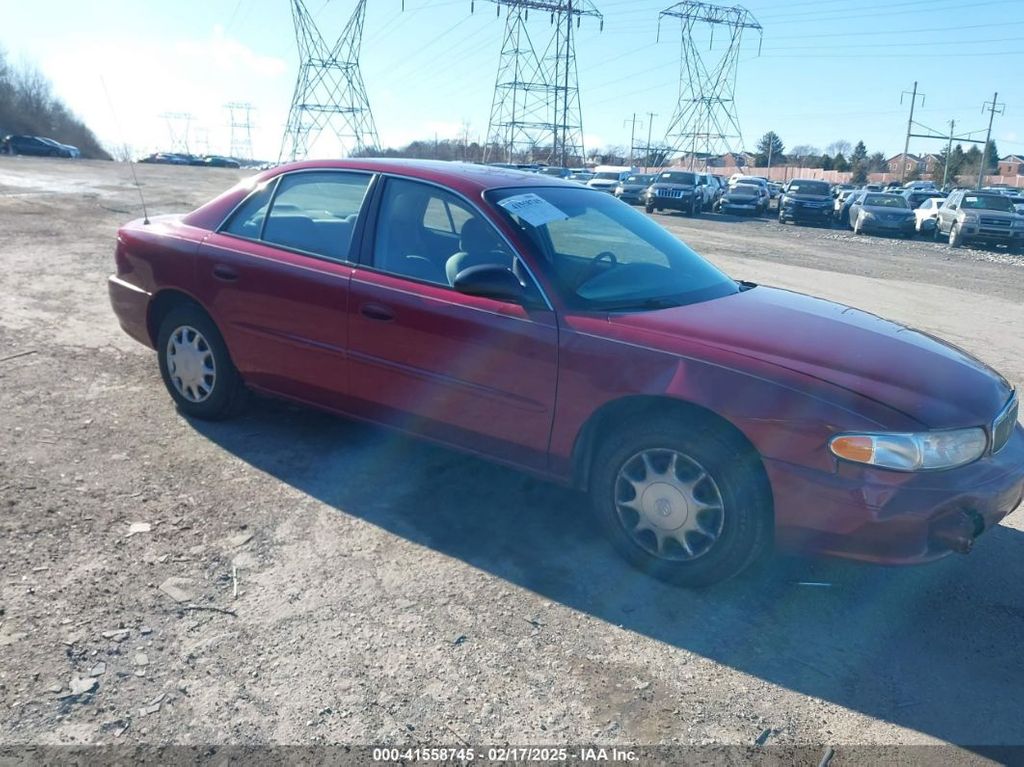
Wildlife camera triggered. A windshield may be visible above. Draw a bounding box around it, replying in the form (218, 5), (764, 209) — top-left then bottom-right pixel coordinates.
(962, 194), (1015, 212)
(659, 172), (696, 185)
(540, 167), (567, 176)
(730, 184), (759, 195)
(487, 187), (739, 311)
(787, 181), (830, 196)
(863, 194), (908, 208)
(625, 175), (651, 184)
(594, 172), (622, 180)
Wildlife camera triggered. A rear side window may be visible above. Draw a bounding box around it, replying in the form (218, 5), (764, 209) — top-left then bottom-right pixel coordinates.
(260, 171), (372, 261)
(221, 182), (276, 239)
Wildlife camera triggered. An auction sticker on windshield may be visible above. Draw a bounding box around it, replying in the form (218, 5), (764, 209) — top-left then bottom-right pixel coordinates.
(497, 193), (569, 227)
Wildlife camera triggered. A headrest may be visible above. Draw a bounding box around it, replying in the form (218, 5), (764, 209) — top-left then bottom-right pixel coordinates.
(459, 218), (501, 254)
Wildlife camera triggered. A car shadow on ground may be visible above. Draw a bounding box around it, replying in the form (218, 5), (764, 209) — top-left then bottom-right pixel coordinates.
(194, 399), (1024, 748)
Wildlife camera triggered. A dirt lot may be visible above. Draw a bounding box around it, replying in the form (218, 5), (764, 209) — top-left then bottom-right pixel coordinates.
(1, 157), (1023, 754)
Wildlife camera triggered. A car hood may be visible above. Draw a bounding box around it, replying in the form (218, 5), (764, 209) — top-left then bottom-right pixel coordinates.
(785, 194), (831, 202)
(608, 286), (1012, 428)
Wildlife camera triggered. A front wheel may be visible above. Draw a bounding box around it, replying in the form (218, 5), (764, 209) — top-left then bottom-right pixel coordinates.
(157, 304), (246, 420)
(853, 214), (864, 235)
(589, 415), (773, 587)
(645, 203), (654, 214)
(949, 222), (962, 247)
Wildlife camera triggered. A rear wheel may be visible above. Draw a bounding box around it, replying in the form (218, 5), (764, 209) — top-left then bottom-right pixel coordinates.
(589, 414), (773, 587)
(157, 304), (245, 420)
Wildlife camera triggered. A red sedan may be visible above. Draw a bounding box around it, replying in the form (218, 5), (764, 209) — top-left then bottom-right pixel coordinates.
(108, 159), (1024, 586)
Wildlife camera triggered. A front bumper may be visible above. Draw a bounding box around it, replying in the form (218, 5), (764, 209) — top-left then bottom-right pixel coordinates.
(781, 203), (832, 222)
(861, 216), (916, 234)
(768, 424), (1024, 564)
(648, 192), (696, 210)
(960, 226), (1024, 245)
(108, 274), (154, 348)
(720, 201), (760, 214)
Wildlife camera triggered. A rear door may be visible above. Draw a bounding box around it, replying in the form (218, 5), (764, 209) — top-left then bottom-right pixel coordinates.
(195, 170), (374, 410)
(346, 176), (559, 471)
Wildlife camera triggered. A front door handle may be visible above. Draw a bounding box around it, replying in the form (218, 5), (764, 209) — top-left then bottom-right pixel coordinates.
(360, 303), (394, 322)
(213, 264), (239, 282)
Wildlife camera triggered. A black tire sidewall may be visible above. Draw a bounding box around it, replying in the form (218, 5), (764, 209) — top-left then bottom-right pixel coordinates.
(156, 305), (241, 420)
(589, 418), (772, 587)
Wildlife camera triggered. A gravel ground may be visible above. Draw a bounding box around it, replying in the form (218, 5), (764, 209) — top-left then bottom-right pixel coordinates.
(1, 157), (1022, 756)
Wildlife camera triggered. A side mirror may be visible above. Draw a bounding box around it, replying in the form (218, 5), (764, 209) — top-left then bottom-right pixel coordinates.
(453, 265), (526, 303)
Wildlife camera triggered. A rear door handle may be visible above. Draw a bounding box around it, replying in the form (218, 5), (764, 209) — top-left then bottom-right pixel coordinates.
(213, 265), (239, 282)
(360, 303), (394, 322)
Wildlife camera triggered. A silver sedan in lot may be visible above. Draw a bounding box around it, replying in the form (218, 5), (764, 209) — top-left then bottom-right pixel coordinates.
(848, 193), (916, 238)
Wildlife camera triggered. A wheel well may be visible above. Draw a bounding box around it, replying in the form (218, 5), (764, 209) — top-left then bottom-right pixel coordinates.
(571, 396), (767, 494)
(146, 290), (205, 346)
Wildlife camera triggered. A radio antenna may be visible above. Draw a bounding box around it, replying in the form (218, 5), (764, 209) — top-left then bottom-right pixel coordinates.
(100, 76), (150, 225)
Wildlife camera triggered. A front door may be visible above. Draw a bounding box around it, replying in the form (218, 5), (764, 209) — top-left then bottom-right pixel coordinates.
(346, 176), (559, 471)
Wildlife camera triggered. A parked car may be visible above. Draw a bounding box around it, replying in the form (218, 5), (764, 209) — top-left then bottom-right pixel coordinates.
(138, 152), (191, 165)
(902, 189), (947, 211)
(1009, 195), (1024, 216)
(696, 173), (721, 210)
(643, 170), (702, 215)
(838, 190), (867, 226)
(587, 165), (637, 193)
(863, 183), (884, 192)
(568, 170), (595, 184)
(539, 167), (572, 179)
(715, 182), (768, 216)
(614, 173), (654, 205)
(778, 179), (833, 226)
(904, 180), (937, 191)
(766, 182), (783, 200)
(848, 193), (916, 237)
(831, 183), (857, 198)
(2, 134), (73, 157)
(833, 188), (861, 220)
(107, 159), (1024, 586)
(203, 155), (241, 169)
(913, 197), (945, 235)
(38, 137), (80, 158)
(935, 190), (1024, 250)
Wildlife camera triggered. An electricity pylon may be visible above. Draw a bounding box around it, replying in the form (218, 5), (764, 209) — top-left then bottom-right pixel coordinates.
(226, 102), (256, 162)
(659, 1), (762, 169)
(477, 0), (603, 166)
(280, 0), (381, 161)
(161, 112), (194, 155)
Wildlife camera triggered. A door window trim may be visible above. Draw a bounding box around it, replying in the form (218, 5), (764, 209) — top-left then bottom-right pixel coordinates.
(356, 174), (554, 311)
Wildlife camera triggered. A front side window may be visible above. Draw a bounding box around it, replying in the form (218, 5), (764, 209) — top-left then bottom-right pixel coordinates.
(488, 186), (738, 311)
(260, 171), (372, 261)
(373, 178), (521, 290)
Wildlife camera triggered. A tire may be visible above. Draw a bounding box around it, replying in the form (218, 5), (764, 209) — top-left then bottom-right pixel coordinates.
(690, 198), (699, 217)
(949, 222), (962, 248)
(853, 214), (863, 235)
(156, 304), (246, 420)
(778, 210), (786, 224)
(589, 413), (773, 587)
(645, 204), (654, 214)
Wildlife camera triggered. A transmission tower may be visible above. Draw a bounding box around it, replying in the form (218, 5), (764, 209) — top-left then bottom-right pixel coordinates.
(659, 1), (762, 169)
(162, 112), (194, 154)
(280, 0), (382, 162)
(477, 1), (603, 167)
(226, 102), (256, 161)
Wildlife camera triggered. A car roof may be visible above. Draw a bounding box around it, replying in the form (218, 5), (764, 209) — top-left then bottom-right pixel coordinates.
(262, 158), (572, 196)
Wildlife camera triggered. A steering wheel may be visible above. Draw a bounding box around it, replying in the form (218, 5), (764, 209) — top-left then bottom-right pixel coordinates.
(577, 251), (618, 288)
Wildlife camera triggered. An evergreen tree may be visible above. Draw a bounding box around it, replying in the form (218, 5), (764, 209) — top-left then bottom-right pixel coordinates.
(833, 153), (850, 172)
(851, 140), (868, 163)
(820, 153), (833, 171)
(755, 131), (785, 166)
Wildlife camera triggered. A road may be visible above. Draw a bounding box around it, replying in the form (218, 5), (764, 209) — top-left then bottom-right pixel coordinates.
(1, 157), (1022, 757)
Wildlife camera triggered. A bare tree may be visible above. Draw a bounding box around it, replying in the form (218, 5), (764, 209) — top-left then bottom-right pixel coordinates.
(826, 140), (851, 158)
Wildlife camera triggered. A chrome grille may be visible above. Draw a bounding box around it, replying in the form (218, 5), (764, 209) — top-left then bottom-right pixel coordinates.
(992, 394), (1018, 454)
(980, 217), (1010, 227)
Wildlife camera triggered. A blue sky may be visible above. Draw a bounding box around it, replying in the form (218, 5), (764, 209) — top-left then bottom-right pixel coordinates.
(4, 0), (1023, 161)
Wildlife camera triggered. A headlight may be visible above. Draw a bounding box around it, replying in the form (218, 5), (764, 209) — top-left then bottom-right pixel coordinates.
(861, 210), (876, 219)
(1011, 219), (1024, 228)
(829, 428), (987, 471)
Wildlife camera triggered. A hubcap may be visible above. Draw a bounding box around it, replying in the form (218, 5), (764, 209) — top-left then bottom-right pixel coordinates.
(614, 449), (725, 561)
(166, 325), (216, 403)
